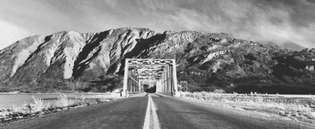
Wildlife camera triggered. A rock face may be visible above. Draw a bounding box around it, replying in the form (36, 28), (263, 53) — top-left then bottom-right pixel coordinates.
(0, 27), (314, 93)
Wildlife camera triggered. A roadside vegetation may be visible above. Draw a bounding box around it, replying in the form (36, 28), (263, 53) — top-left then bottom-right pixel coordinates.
(0, 93), (120, 122)
(179, 91), (315, 124)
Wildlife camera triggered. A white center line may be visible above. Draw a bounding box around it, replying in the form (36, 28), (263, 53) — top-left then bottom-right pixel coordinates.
(143, 94), (161, 129)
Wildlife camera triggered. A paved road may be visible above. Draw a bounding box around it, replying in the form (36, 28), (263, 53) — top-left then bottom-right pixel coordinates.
(1, 94), (313, 129)
(152, 94), (312, 129)
(0, 96), (147, 129)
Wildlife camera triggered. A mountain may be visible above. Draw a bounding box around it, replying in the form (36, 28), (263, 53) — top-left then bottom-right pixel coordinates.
(262, 41), (305, 51)
(0, 27), (314, 93)
(281, 42), (305, 51)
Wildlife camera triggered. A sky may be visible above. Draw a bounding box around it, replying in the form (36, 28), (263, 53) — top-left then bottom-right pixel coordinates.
(0, 0), (315, 49)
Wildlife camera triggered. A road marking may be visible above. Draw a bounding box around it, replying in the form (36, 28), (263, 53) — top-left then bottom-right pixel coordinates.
(143, 94), (161, 129)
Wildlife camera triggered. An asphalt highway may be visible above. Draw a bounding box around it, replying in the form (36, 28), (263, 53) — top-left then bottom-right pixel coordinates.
(1, 96), (147, 129)
(1, 94), (313, 129)
(152, 94), (312, 129)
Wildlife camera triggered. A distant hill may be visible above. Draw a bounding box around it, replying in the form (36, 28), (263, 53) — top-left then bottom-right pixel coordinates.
(263, 41), (305, 51)
(0, 27), (314, 93)
(281, 42), (305, 51)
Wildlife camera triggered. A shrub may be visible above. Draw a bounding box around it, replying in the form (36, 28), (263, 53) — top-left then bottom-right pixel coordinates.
(31, 96), (49, 112)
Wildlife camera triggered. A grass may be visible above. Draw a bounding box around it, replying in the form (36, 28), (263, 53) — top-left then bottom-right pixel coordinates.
(30, 96), (49, 112)
(179, 91), (315, 123)
(0, 92), (120, 122)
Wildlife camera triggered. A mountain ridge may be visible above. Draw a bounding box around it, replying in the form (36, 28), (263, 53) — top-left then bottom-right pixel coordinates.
(0, 27), (314, 93)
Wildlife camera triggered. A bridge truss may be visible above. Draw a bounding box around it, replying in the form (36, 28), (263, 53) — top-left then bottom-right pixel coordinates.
(122, 58), (178, 97)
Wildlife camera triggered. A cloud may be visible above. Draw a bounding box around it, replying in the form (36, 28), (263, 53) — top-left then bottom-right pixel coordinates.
(0, 0), (314, 49)
(0, 20), (30, 49)
(152, 0), (315, 48)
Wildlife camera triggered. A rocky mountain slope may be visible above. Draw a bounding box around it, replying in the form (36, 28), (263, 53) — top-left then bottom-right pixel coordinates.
(0, 27), (314, 93)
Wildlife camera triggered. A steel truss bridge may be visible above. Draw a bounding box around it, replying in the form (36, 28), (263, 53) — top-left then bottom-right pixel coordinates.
(122, 58), (178, 97)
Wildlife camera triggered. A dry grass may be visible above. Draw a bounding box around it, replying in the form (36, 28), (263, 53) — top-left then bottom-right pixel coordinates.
(179, 91), (315, 123)
(55, 94), (74, 107)
(30, 96), (50, 112)
(0, 93), (120, 122)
